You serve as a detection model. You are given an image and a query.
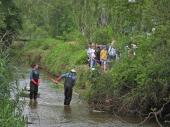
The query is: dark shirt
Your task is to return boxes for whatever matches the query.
[30,69,39,83]
[96,48,101,61]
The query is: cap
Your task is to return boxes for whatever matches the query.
[71,69,76,73]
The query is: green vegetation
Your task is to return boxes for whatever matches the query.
[0,0,21,49]
[0,0,25,126]
[24,38,87,73]
[0,55,25,127]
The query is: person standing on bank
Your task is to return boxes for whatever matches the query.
[30,64,40,101]
[100,46,108,72]
[49,69,77,106]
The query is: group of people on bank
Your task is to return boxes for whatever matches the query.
[86,40,137,71]
[87,40,119,71]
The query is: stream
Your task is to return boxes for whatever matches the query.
[18,70,158,127]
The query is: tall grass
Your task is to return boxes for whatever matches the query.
[0,53,25,127]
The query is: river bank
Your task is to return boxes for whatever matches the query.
[0,54,26,127]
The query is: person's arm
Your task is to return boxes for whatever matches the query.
[56,76,62,81]
[48,73,68,84]
[48,75,59,84]
[49,77,59,84]
[56,73,68,82]
[38,79,41,85]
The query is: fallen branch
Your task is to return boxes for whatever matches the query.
[138,112,154,126]
[154,112,163,127]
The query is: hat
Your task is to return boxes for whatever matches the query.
[71,69,76,73]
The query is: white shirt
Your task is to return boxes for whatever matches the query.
[87,48,95,59]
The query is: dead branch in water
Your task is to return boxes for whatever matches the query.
[138,111,163,127]
[138,101,170,127]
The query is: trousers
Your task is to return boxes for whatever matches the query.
[30,82,38,100]
[64,85,73,105]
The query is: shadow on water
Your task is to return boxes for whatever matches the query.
[19,70,159,127]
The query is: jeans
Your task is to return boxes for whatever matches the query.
[90,58,96,69]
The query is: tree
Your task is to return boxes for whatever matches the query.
[0,0,22,49]
[49,0,75,37]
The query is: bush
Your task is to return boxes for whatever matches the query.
[93,26,113,44]
[63,30,86,43]
[0,55,25,127]
[45,41,86,73]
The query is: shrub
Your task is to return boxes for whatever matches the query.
[0,55,25,127]
[93,26,113,44]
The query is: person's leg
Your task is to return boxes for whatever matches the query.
[66,87,73,105]
[105,60,108,71]
[90,58,93,69]
[34,85,38,100]
[103,61,106,71]
[97,59,101,66]
[64,87,69,105]
[108,55,111,62]
[101,60,104,70]
[30,82,34,100]
[91,59,96,70]
[93,59,96,68]
[88,58,90,67]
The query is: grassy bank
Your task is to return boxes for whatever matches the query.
[0,54,25,127]
[22,36,170,116]
[23,38,87,73]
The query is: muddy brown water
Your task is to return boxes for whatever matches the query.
[18,71,158,127]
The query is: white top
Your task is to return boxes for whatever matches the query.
[87,48,96,59]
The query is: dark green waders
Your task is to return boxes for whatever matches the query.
[64,76,75,105]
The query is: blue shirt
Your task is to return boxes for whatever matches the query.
[61,72,77,81]
[30,69,39,80]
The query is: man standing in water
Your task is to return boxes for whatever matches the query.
[50,69,77,106]
[30,64,40,101]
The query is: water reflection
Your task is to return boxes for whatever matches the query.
[63,106,72,121]
[29,100,38,109]
[64,106,72,114]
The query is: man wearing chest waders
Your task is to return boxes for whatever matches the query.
[50,69,77,106]
[30,64,40,101]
